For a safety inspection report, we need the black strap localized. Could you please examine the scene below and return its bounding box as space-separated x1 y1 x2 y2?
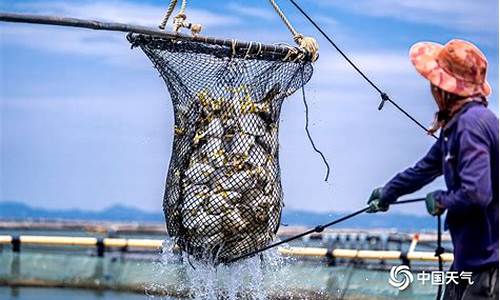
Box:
300 68 331 181
11 235 21 253
435 214 445 300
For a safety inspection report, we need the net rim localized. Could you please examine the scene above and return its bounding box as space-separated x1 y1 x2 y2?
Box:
127 33 313 63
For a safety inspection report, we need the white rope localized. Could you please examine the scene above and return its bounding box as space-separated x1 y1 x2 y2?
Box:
267 0 319 62
159 0 202 36
159 0 178 29
231 39 237 57
256 43 262 57
244 41 253 59
268 0 299 37
179 0 187 15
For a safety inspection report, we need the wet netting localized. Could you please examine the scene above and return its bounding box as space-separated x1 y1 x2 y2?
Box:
128 33 313 263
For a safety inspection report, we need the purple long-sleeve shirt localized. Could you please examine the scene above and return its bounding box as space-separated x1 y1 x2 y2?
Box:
383 101 498 272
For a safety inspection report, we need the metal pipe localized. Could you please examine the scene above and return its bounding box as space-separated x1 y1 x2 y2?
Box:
0 235 453 262
281 247 454 262
0 12 304 59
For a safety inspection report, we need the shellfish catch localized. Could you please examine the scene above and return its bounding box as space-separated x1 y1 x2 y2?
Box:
129 33 313 264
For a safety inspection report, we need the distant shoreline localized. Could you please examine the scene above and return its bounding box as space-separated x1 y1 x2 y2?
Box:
0 201 436 230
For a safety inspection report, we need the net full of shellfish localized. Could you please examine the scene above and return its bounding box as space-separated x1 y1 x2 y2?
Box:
129 34 314 263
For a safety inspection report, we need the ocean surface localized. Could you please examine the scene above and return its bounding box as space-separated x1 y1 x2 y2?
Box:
0 287 149 300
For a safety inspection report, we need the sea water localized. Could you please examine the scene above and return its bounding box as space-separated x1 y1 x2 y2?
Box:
0 232 449 299
146 240 297 300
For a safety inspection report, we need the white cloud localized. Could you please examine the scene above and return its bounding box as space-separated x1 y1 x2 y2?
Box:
13 1 239 28
312 50 417 90
0 1 242 66
0 24 147 67
319 0 498 33
226 2 275 21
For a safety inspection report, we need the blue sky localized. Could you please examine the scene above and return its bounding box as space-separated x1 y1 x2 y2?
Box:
1 0 498 216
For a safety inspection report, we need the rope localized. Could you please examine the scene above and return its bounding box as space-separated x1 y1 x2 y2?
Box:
159 0 201 36
158 0 178 29
172 0 187 32
435 214 444 300
287 0 437 139
301 68 330 181
227 197 426 264
268 0 319 62
268 0 299 37
179 0 187 15
286 5 444 300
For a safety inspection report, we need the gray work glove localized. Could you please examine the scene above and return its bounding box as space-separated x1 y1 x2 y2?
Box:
425 191 445 216
366 187 390 213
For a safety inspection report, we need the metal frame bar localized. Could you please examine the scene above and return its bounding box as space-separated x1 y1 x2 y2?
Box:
0 235 453 262
0 12 305 59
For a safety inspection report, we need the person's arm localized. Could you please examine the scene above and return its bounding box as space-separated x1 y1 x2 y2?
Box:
383 140 443 203
435 120 492 212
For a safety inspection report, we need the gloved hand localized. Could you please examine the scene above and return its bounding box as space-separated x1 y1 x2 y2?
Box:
426 191 445 216
366 187 390 213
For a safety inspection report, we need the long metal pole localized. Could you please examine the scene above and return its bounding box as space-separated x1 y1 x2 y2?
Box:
0 12 300 57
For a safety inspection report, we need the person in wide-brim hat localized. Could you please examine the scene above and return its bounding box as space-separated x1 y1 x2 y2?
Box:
368 39 499 300
410 39 491 98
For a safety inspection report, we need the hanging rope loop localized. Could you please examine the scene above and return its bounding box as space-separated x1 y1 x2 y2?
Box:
158 0 202 36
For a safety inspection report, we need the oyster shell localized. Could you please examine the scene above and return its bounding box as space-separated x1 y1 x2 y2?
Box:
223 208 249 234
182 205 202 230
184 184 210 202
196 212 223 235
221 170 256 192
203 232 225 248
238 114 266 136
185 162 215 184
205 118 224 138
258 124 278 154
201 138 225 168
246 143 267 167
206 193 232 215
230 133 255 155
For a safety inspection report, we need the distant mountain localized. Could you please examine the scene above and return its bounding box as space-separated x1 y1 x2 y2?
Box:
0 201 435 230
0 201 162 222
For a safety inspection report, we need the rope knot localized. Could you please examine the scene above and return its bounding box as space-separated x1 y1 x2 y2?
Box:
378 92 390 110
171 13 202 36
173 13 186 32
294 34 319 62
190 23 202 36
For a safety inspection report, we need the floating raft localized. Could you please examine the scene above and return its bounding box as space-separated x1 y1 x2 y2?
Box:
0 235 453 262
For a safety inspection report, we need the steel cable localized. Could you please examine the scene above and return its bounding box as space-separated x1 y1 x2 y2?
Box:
287 0 438 139
227 197 426 263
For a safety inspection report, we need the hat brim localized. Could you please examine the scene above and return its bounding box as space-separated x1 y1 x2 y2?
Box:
409 42 491 97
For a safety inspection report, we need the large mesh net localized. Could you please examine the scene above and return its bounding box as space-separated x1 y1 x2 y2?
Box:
129 34 313 263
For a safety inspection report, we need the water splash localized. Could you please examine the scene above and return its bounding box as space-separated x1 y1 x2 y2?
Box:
147 239 293 300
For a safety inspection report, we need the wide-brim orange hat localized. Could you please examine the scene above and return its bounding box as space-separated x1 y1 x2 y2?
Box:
409 39 491 97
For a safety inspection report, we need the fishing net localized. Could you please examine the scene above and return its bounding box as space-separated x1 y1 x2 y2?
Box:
128 33 313 263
